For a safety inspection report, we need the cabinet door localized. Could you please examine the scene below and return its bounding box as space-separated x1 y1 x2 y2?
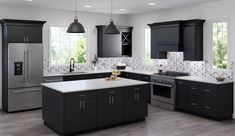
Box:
124 86 147 122
97 95 124 127
8 26 26 43
176 80 188 110
201 84 218 118
183 25 196 60
64 99 96 133
102 34 122 57
25 26 43 43
188 82 203 114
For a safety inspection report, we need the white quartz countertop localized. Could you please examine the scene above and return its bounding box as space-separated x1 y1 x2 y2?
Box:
41 78 150 93
175 76 234 84
44 70 154 77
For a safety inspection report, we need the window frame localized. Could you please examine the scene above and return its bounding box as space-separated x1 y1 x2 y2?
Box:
210 19 230 71
48 25 89 66
143 26 153 65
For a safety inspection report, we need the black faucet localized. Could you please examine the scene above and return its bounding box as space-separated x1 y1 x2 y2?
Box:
69 58 75 72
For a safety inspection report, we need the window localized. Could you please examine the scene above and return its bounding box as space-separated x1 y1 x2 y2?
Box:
212 21 229 69
144 27 153 64
50 26 87 65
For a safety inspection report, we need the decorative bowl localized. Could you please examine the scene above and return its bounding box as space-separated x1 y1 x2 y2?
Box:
215 77 225 82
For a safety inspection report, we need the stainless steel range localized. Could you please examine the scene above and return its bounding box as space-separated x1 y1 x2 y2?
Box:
151 71 189 110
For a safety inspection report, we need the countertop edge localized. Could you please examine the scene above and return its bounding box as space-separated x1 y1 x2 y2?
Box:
41 78 150 93
175 76 234 85
43 70 154 77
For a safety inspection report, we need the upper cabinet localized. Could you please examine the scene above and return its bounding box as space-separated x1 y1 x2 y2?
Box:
183 20 205 61
1 19 46 43
148 21 183 59
96 25 133 58
148 19 205 61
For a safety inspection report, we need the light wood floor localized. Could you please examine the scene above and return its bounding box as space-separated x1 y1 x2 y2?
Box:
0 105 235 136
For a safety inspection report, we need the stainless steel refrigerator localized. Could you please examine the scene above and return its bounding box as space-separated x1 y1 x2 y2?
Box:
7 43 43 112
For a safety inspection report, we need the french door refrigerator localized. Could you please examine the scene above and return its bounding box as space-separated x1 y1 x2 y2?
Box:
7 43 43 112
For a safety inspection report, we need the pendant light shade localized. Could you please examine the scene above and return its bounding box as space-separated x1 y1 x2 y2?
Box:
104 0 120 34
67 0 85 33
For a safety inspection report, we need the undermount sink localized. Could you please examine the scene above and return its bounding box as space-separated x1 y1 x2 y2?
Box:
62 71 86 75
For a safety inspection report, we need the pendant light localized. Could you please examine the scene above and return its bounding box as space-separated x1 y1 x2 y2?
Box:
104 0 120 34
67 0 85 33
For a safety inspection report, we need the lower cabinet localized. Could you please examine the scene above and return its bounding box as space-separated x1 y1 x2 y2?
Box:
43 84 149 136
64 99 96 133
97 88 124 127
176 79 233 120
121 72 151 102
124 86 148 122
64 91 97 133
175 80 188 111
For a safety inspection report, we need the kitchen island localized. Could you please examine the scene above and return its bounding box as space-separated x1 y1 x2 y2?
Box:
42 78 150 136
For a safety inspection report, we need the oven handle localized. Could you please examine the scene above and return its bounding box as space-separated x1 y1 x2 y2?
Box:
151 82 173 88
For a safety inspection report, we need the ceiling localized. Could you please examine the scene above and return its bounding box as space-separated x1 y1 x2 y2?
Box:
0 0 221 14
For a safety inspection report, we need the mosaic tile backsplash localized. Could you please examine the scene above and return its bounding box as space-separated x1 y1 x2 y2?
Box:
44 52 233 80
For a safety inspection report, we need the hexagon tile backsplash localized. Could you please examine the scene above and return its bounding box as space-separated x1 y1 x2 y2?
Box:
43 52 233 80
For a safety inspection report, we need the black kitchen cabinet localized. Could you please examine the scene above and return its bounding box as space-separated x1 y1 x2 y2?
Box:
120 72 151 102
175 80 233 120
183 20 205 61
124 86 148 122
175 80 188 111
64 92 96 133
1 19 45 43
63 73 110 81
188 82 203 114
148 21 183 59
43 85 149 135
125 72 151 82
97 88 124 127
148 19 205 60
96 25 133 57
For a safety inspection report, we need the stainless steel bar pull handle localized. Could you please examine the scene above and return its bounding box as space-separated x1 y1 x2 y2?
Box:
204 90 211 92
83 100 85 108
112 96 114 103
27 51 30 83
24 51 27 83
136 93 139 100
205 106 211 109
109 97 112 104
12 89 40 93
79 100 82 108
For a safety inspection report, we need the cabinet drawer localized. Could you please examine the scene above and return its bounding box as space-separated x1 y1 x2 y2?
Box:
65 91 96 101
203 105 218 118
202 88 217 108
188 81 202 90
125 85 148 94
176 80 187 85
188 101 202 114
97 88 123 97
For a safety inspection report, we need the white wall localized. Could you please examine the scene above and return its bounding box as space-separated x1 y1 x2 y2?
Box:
0 4 131 108
129 0 235 116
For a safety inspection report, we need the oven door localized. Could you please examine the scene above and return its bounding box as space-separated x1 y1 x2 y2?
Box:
151 82 175 104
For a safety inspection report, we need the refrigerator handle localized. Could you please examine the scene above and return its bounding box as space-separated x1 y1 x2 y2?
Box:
24 51 27 83
27 51 30 83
